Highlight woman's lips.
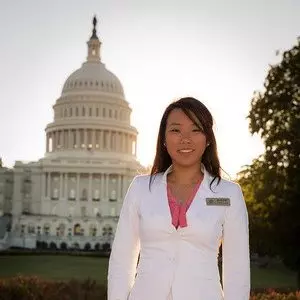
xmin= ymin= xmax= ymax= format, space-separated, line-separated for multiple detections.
xmin=178 ymin=149 xmax=194 ymax=153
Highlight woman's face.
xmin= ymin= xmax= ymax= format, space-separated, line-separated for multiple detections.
xmin=165 ymin=108 xmax=207 ymax=168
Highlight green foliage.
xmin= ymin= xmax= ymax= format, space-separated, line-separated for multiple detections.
xmin=238 ymin=38 xmax=300 ymax=283
xmin=0 ymin=276 xmax=299 ymax=300
xmin=0 ymin=276 xmax=107 ymax=300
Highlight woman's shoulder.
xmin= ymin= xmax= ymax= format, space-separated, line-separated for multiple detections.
xmin=131 ymin=172 xmax=164 ymax=186
xmin=212 ymin=175 xmax=242 ymax=194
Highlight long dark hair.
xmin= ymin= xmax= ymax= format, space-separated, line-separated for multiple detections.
xmin=150 ymin=97 xmax=221 ymax=189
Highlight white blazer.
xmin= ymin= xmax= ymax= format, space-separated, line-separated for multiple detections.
xmin=107 ymin=165 xmax=250 ymax=300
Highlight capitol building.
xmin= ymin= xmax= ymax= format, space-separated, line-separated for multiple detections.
xmin=0 ymin=17 xmax=143 ymax=251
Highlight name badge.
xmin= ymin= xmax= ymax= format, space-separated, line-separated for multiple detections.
xmin=206 ymin=198 xmax=231 ymax=206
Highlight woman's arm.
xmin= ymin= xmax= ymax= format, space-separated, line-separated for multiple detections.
xmin=222 ymin=184 xmax=250 ymax=300
xmin=107 ymin=176 xmax=141 ymax=300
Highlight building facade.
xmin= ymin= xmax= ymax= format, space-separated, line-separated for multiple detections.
xmin=0 ymin=17 xmax=143 ymax=250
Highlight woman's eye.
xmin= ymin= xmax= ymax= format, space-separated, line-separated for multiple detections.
xmin=192 ymin=128 xmax=202 ymax=132
xmin=170 ymin=128 xmax=180 ymax=132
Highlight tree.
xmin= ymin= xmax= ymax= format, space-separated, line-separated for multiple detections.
xmin=238 ymin=38 xmax=300 ymax=286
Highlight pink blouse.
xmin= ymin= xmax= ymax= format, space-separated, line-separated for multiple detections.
xmin=167 ymin=181 xmax=201 ymax=229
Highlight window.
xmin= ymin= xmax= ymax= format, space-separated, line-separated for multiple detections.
xmin=81 ymin=188 xmax=87 ymax=201
xmin=43 ymin=224 xmax=50 ymax=235
xmin=89 ymin=107 xmax=92 ymax=116
xmin=89 ymin=224 xmax=97 ymax=237
xmin=81 ymin=206 xmax=87 ymax=217
xmin=69 ymin=189 xmax=76 ymax=201
xmin=69 ymin=107 xmax=72 ymax=117
xmin=109 ymin=190 xmax=117 ymax=202
xmin=82 ymin=107 xmax=85 ymax=116
xmin=28 ymin=224 xmax=35 ymax=234
xmin=51 ymin=188 xmax=59 ymax=200
xmin=96 ymin=107 xmax=99 ymax=117
xmin=57 ymin=223 xmax=65 ymax=236
xmin=93 ymin=189 xmax=100 ymax=201
xmin=74 ymin=224 xmax=82 ymax=236
xmin=102 ymin=225 xmax=113 ymax=236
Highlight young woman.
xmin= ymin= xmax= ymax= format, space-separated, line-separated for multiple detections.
xmin=107 ymin=97 xmax=250 ymax=300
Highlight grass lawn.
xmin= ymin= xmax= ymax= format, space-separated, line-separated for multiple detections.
xmin=0 ymin=255 xmax=297 ymax=289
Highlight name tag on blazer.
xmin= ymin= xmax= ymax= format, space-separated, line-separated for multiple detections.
xmin=206 ymin=197 xmax=231 ymax=206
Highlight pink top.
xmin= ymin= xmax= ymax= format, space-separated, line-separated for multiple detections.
xmin=167 ymin=181 xmax=201 ymax=229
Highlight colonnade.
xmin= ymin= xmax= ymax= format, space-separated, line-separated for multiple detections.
xmin=46 ymin=129 xmax=136 ymax=155
xmin=41 ymin=172 xmax=130 ymax=202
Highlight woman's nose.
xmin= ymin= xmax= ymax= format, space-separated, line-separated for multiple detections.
xmin=180 ymin=132 xmax=192 ymax=143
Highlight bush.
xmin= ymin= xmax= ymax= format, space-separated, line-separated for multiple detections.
xmin=60 ymin=242 xmax=68 ymax=250
xmin=0 ymin=276 xmax=299 ymax=300
xmin=84 ymin=243 xmax=91 ymax=251
xmin=0 ymin=249 xmax=110 ymax=258
xmin=94 ymin=243 xmax=100 ymax=251
xmin=0 ymin=276 xmax=107 ymax=300
xmin=101 ymin=243 xmax=111 ymax=252
xmin=49 ymin=242 xmax=57 ymax=250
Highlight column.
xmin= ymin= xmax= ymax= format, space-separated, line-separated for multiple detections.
xmin=100 ymin=130 xmax=103 ymax=150
xmin=64 ymin=173 xmax=68 ymax=199
xmin=128 ymin=135 xmax=132 ymax=154
xmin=122 ymin=175 xmax=126 ymax=198
xmin=92 ymin=129 xmax=96 ymax=149
xmin=76 ymin=130 xmax=80 ymax=148
xmin=56 ymin=131 xmax=60 ymax=149
xmin=46 ymin=133 xmax=49 ymax=152
xmin=117 ymin=174 xmax=121 ymax=200
xmin=100 ymin=173 xmax=105 ymax=199
xmin=76 ymin=173 xmax=80 ymax=201
xmin=47 ymin=172 xmax=51 ymax=198
xmin=116 ymin=132 xmax=119 ymax=152
xmin=52 ymin=132 xmax=56 ymax=151
xmin=105 ymin=174 xmax=109 ymax=200
xmin=61 ymin=130 xmax=65 ymax=149
xmin=41 ymin=172 xmax=46 ymax=198
xmin=59 ymin=173 xmax=63 ymax=199
xmin=107 ymin=131 xmax=111 ymax=150
xmin=68 ymin=130 xmax=72 ymax=149
xmin=88 ymin=173 xmax=92 ymax=201
xmin=135 ymin=137 xmax=137 ymax=156
xmin=48 ymin=133 xmax=52 ymax=152
xmin=84 ymin=129 xmax=88 ymax=148
xmin=121 ymin=133 xmax=125 ymax=152
xmin=125 ymin=134 xmax=128 ymax=154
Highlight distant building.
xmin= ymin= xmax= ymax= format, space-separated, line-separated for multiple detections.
xmin=0 ymin=17 xmax=143 ymax=250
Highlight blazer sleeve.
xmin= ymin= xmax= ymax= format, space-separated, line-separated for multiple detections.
xmin=107 ymin=176 xmax=141 ymax=300
xmin=222 ymin=183 xmax=250 ymax=300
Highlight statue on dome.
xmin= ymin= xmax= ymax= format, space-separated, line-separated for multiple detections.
xmin=93 ymin=16 xmax=97 ymax=28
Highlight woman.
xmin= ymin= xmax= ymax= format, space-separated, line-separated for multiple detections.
xmin=107 ymin=97 xmax=250 ymax=300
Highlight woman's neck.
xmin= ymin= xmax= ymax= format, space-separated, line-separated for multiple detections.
xmin=168 ymin=164 xmax=203 ymax=185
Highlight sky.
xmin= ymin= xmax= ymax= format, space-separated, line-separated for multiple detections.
xmin=0 ymin=0 xmax=299 ymax=178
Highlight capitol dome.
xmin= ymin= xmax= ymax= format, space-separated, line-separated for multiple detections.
xmin=61 ymin=18 xmax=124 ymax=97
xmin=44 ymin=16 xmax=138 ymax=163
xmin=62 ymin=61 xmax=124 ymax=96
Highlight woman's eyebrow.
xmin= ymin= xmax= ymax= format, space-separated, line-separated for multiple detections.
xmin=167 ymin=122 xmax=181 ymax=126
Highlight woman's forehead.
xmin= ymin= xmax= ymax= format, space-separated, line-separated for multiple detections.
xmin=167 ymin=108 xmax=203 ymax=128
